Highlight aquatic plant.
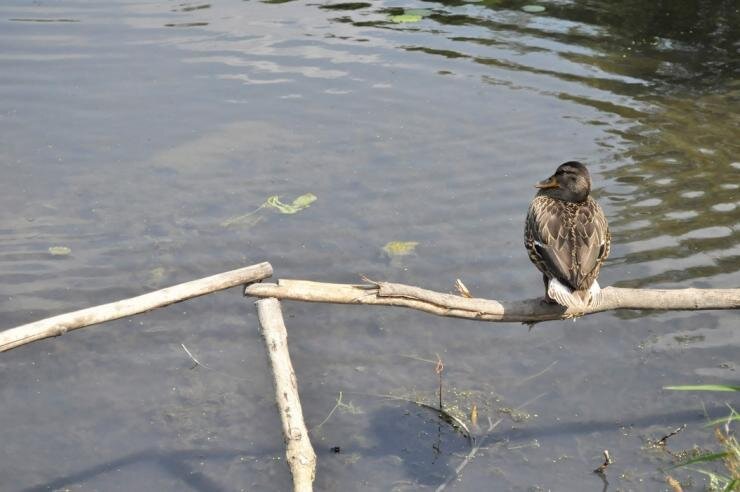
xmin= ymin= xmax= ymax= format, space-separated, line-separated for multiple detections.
xmin=665 ymin=385 xmax=739 ymax=491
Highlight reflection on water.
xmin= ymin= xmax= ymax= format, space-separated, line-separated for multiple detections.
xmin=607 ymin=88 xmax=740 ymax=287
xmin=140 ymin=0 xmax=740 ymax=288
xmin=0 ymin=0 xmax=738 ymax=490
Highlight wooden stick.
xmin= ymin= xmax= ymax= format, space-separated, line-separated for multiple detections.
xmin=245 ymin=279 xmax=740 ymax=322
xmin=0 ymin=262 xmax=273 ymax=352
xmin=256 ymin=298 xmax=316 ymax=492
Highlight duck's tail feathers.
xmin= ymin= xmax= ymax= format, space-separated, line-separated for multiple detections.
xmin=547 ymin=278 xmax=586 ymax=310
xmin=587 ymin=280 xmax=603 ymax=308
xmin=547 ymin=278 xmax=602 ymax=310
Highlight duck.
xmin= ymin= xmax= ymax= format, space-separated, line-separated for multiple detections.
xmin=524 ymin=161 xmax=610 ymax=309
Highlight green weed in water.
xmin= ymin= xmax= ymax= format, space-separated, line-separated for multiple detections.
xmin=390 ymin=14 xmax=422 ymax=23
xmin=221 ymin=192 xmax=317 ymax=227
xmin=265 ymin=193 xmax=317 ymax=214
xmin=389 ymin=8 xmax=431 ymax=23
xmin=521 ymin=5 xmax=545 ymax=13
xmin=665 ymin=386 xmax=739 ymax=490
xmin=48 ymin=246 xmax=71 ymax=256
xmin=382 ymin=241 xmax=418 ymax=256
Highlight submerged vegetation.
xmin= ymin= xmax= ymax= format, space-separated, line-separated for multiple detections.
xmin=220 ymin=192 xmax=317 ymax=227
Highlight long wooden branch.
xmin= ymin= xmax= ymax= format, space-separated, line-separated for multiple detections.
xmin=256 ymin=298 xmax=316 ymax=492
xmin=244 ymin=279 xmax=740 ymax=322
xmin=0 ymin=262 xmax=273 ymax=352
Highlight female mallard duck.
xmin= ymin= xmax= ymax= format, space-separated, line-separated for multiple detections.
xmin=524 ymin=161 xmax=610 ymax=309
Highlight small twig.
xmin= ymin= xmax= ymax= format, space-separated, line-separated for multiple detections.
xmin=435 ymin=354 xmax=444 ymax=411
xmin=178 ymin=344 xmax=251 ymax=381
xmin=455 ymin=279 xmax=472 ymax=298
xmin=359 ymin=274 xmax=381 ymax=286
xmin=594 ymin=449 xmax=614 ymax=474
xmin=312 ymin=391 xmax=344 ymax=433
xmin=665 ymin=475 xmax=684 ymax=492
xmin=514 ymin=360 xmax=559 ymax=386
xmin=720 ymin=402 xmax=739 ymax=434
xmin=397 ymin=353 xmax=437 ymax=364
xmin=181 ymin=343 xmax=202 ymax=369
xmin=656 ymin=424 xmax=687 ymax=447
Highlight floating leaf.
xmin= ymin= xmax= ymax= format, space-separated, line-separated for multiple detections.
xmin=382 ymin=241 xmax=418 ymax=256
xmin=290 ymin=193 xmax=318 ymax=209
xmin=390 ymin=13 xmax=422 ymax=23
xmin=390 ymin=8 xmax=431 ymax=23
xmin=48 ymin=246 xmax=71 ymax=256
xmin=521 ymin=5 xmax=546 ymax=13
xmin=265 ymin=193 xmax=317 ymax=214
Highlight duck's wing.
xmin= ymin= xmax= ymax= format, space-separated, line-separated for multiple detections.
xmin=525 ymin=196 xmax=609 ymax=290
xmin=572 ymin=198 xmax=610 ymax=290
xmin=525 ymin=196 xmax=574 ymax=287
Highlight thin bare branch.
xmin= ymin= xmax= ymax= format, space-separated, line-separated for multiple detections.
xmin=245 ymin=279 xmax=739 ymax=323
xmin=0 ymin=262 xmax=273 ymax=352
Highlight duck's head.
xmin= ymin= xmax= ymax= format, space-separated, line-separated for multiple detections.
xmin=535 ymin=161 xmax=591 ymax=203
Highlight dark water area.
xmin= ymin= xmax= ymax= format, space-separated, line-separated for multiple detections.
xmin=0 ymin=0 xmax=738 ymax=490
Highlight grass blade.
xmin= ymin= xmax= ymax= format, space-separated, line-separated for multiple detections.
xmin=664 ymin=385 xmax=740 ymax=392
xmin=705 ymin=414 xmax=740 ymax=427
xmin=672 ymin=451 xmax=729 ymax=468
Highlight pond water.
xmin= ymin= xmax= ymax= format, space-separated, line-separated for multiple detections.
xmin=0 ymin=0 xmax=738 ymax=490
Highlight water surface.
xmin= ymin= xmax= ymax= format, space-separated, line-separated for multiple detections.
xmin=1 ymin=0 xmax=738 ymax=490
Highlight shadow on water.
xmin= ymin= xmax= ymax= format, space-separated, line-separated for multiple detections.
xmin=23 ymin=403 xmax=728 ymax=492
xmin=20 ymin=447 xmax=272 ymax=492
xmin=364 ymin=404 xmax=466 ymax=486
xmin=337 ymin=397 xmax=732 ymax=489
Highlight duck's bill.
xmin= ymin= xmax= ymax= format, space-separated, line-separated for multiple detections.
xmin=535 ymin=176 xmax=559 ymax=189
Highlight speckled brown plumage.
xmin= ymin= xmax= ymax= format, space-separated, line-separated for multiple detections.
xmin=525 ymin=195 xmax=610 ymax=290
xmin=524 ymin=161 xmax=610 ymax=307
